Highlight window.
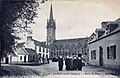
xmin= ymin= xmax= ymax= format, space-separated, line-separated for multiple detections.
xmin=43 ymin=54 xmax=45 ymax=58
xmin=91 ymin=51 xmax=93 ymax=60
xmin=39 ymin=47 xmax=41 ymax=52
xmin=39 ymin=53 xmax=41 ymax=58
xmin=91 ymin=50 xmax=96 ymax=60
xmin=111 ymin=45 xmax=116 ymax=59
xmin=46 ymin=55 xmax=48 ymax=58
xmin=46 ymin=49 xmax=48 ymax=53
xmin=20 ymin=56 xmax=22 ymax=60
xmin=43 ymin=48 xmax=45 ymax=53
xmin=107 ymin=45 xmax=116 ymax=59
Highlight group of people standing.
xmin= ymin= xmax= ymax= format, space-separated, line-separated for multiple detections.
xmin=58 ymin=54 xmax=83 ymax=71
xmin=38 ymin=57 xmax=49 ymax=64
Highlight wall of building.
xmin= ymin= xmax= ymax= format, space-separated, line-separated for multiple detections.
xmin=18 ymin=55 xmax=26 ymax=62
xmin=11 ymin=57 xmax=18 ymax=63
xmin=49 ymin=38 xmax=88 ymax=61
xmin=24 ymin=37 xmax=35 ymax=50
xmin=1 ymin=55 xmax=28 ymax=64
xmin=36 ymin=46 xmax=49 ymax=58
xmin=89 ymin=32 xmax=120 ymax=69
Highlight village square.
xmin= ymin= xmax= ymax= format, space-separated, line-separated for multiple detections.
xmin=0 ymin=0 xmax=120 ymax=78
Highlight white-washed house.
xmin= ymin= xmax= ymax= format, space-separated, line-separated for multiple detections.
xmin=1 ymin=36 xmax=49 ymax=64
xmin=1 ymin=43 xmax=28 ymax=64
xmin=24 ymin=36 xmax=49 ymax=63
xmin=14 ymin=43 xmax=29 ymax=63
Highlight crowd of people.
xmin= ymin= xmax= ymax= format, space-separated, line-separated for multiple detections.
xmin=38 ymin=57 xmax=49 ymax=64
xmin=58 ymin=54 xmax=83 ymax=71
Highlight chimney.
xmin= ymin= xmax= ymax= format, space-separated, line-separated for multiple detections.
xmin=27 ymin=36 xmax=32 ymax=41
xmin=101 ymin=22 xmax=107 ymax=30
xmin=95 ymin=28 xmax=105 ymax=38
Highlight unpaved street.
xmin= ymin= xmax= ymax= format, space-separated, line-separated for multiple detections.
xmin=21 ymin=62 xmax=119 ymax=78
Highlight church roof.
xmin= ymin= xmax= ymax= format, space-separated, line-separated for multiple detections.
xmin=51 ymin=37 xmax=88 ymax=47
xmin=55 ymin=38 xmax=88 ymax=42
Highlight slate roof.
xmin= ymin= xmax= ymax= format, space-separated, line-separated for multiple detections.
xmin=115 ymin=18 xmax=120 ymax=21
xmin=89 ymin=18 xmax=120 ymax=44
xmin=25 ymin=48 xmax=37 ymax=55
xmin=48 ymin=37 xmax=88 ymax=48
xmin=15 ymin=47 xmax=29 ymax=55
xmin=10 ymin=52 xmax=17 ymax=57
xmin=53 ymin=38 xmax=88 ymax=45
xmin=16 ymin=42 xmax=25 ymax=48
xmin=34 ymin=40 xmax=48 ymax=48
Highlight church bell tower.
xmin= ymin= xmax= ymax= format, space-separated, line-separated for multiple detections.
xmin=46 ymin=4 xmax=56 ymax=46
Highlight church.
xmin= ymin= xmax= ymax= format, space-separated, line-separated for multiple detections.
xmin=46 ymin=4 xmax=88 ymax=62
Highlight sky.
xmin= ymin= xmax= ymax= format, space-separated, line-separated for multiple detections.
xmin=19 ymin=0 xmax=120 ymax=42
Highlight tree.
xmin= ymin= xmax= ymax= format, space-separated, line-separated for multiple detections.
xmin=0 ymin=0 xmax=48 ymax=66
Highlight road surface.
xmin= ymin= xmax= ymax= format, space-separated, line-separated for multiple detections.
xmin=21 ymin=61 xmax=119 ymax=78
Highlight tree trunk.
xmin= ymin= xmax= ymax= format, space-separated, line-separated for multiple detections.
xmin=0 ymin=35 xmax=1 ymax=67
xmin=0 ymin=39 xmax=1 ymax=67
xmin=0 ymin=56 xmax=1 ymax=67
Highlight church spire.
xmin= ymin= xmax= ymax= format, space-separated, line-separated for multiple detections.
xmin=49 ymin=4 xmax=53 ymax=19
xmin=47 ymin=4 xmax=56 ymax=29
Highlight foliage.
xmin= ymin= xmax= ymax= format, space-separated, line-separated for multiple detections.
xmin=0 ymin=0 xmax=48 ymax=66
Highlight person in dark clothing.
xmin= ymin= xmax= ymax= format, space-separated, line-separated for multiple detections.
xmin=42 ymin=57 xmax=45 ymax=64
xmin=58 ymin=56 xmax=64 ymax=71
xmin=73 ymin=56 xmax=78 ymax=70
xmin=47 ymin=58 xmax=49 ymax=64
xmin=69 ymin=56 xmax=74 ymax=70
xmin=65 ymin=56 xmax=70 ymax=71
xmin=77 ymin=54 xmax=82 ymax=71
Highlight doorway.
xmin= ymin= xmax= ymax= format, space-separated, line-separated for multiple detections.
xmin=5 ymin=57 xmax=9 ymax=64
xmin=24 ymin=55 xmax=26 ymax=63
xmin=99 ymin=46 xmax=103 ymax=66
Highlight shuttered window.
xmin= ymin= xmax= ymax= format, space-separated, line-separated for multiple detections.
xmin=107 ymin=45 xmax=116 ymax=59
xmin=91 ymin=50 xmax=96 ymax=60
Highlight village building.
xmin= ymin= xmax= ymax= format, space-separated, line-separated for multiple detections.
xmin=24 ymin=36 xmax=49 ymax=63
xmin=2 ymin=36 xmax=49 ymax=64
xmin=1 ymin=42 xmax=28 ymax=64
xmin=88 ymin=18 xmax=120 ymax=70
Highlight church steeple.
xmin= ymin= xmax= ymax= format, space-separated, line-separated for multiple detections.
xmin=46 ymin=4 xmax=56 ymax=46
xmin=49 ymin=4 xmax=53 ymax=20
xmin=47 ymin=4 xmax=56 ymax=29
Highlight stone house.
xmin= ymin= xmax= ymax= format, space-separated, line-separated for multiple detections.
xmin=88 ymin=18 xmax=120 ymax=70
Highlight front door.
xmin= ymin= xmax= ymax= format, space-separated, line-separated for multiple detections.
xmin=99 ymin=46 xmax=103 ymax=66
xmin=24 ymin=55 xmax=26 ymax=63
xmin=5 ymin=57 xmax=9 ymax=64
